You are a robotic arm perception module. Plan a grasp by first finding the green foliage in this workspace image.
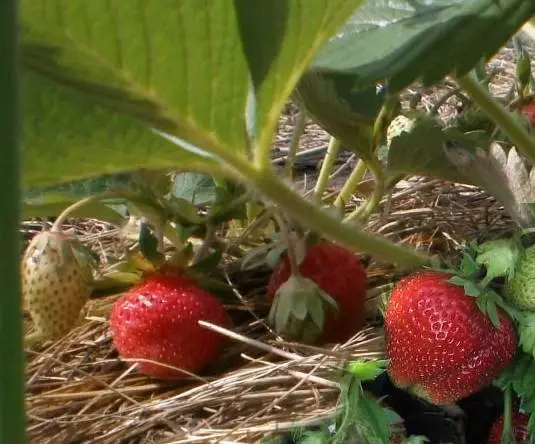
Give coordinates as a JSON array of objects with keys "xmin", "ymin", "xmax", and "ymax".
[
  {"xmin": 386, "ymin": 114, "xmax": 479, "ymax": 183},
  {"xmin": 235, "ymin": 0, "xmax": 366, "ymax": 158},
  {"xmin": 312, "ymin": 0, "xmax": 535, "ymax": 91},
  {"xmin": 333, "ymin": 372, "xmax": 391, "ymax": 444},
  {"xmin": 518, "ymin": 312, "xmax": 535, "ymax": 357},
  {"xmin": 295, "ymin": 72, "xmax": 384, "ymax": 160},
  {"xmin": 476, "ymin": 238, "xmax": 521, "ymax": 281},
  {"xmin": 1, "ymin": 1, "xmax": 26, "ymax": 442},
  {"xmin": 346, "ymin": 359, "xmax": 387, "ymax": 381},
  {"xmin": 495, "ymin": 352, "xmax": 535, "ymax": 437}
]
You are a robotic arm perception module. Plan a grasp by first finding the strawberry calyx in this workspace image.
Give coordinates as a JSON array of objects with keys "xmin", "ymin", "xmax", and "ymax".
[
  {"xmin": 26, "ymin": 230, "xmax": 97, "ymax": 283},
  {"xmin": 267, "ymin": 274, "xmax": 339, "ymax": 344}
]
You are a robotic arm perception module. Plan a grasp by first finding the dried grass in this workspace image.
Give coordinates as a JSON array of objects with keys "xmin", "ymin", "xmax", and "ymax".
[{"xmin": 23, "ymin": 41, "xmax": 531, "ymax": 443}]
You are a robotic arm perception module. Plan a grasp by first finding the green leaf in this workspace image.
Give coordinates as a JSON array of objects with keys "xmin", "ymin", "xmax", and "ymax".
[
  {"xmin": 190, "ymin": 250, "xmax": 223, "ymax": 274},
  {"xmin": 485, "ymin": 298, "xmax": 501, "ymax": 329},
  {"xmin": 476, "ymin": 238, "xmax": 521, "ymax": 281},
  {"xmin": 346, "ymin": 359, "xmax": 387, "ymax": 381},
  {"xmin": 295, "ymin": 71, "xmax": 383, "ymax": 159},
  {"xmin": 22, "ymin": 1, "xmax": 251, "ymax": 162},
  {"xmin": 23, "ymin": 198, "xmax": 125, "ymax": 225},
  {"xmin": 386, "ymin": 115, "xmax": 477, "ymax": 183},
  {"xmin": 356, "ymin": 395, "xmax": 392, "ymax": 443},
  {"xmin": 266, "ymin": 245, "xmax": 289, "ymax": 269},
  {"xmin": 495, "ymin": 351, "xmax": 535, "ymax": 436},
  {"xmin": 448, "ymin": 276, "xmax": 481, "ymax": 297},
  {"xmin": 235, "ymin": 0, "xmax": 366, "ymax": 157},
  {"xmin": 311, "ymin": 0, "xmax": 535, "ymax": 92},
  {"xmin": 459, "ymin": 248, "xmax": 481, "ymax": 277},
  {"xmin": 173, "ymin": 173, "xmax": 217, "ymax": 206},
  {"xmin": 166, "ymin": 197, "xmax": 203, "ymax": 225},
  {"xmin": 519, "ymin": 313, "xmax": 535, "ymax": 358},
  {"xmin": 21, "ymin": 70, "xmax": 219, "ymax": 190}
]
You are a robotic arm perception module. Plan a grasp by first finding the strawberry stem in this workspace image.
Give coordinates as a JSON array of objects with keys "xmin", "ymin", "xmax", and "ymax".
[
  {"xmin": 283, "ymin": 104, "xmax": 306, "ymax": 180},
  {"xmin": 273, "ymin": 212, "xmax": 301, "ymax": 277},
  {"xmin": 334, "ymin": 158, "xmax": 368, "ymax": 210},
  {"xmin": 51, "ymin": 191, "xmax": 133, "ymax": 232},
  {"xmin": 313, "ymin": 136, "xmax": 341, "ymax": 203},
  {"xmin": 502, "ymin": 385, "xmax": 515, "ymax": 443}
]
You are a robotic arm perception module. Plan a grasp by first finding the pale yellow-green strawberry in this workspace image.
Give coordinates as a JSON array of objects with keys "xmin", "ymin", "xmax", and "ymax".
[
  {"xmin": 386, "ymin": 115, "xmax": 416, "ymax": 146},
  {"xmin": 506, "ymin": 245, "xmax": 535, "ymax": 310},
  {"xmin": 22, "ymin": 230, "xmax": 95, "ymax": 346}
]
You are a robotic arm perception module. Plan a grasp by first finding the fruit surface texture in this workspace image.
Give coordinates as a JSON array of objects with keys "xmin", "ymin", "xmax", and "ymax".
[
  {"xmin": 385, "ymin": 271, "xmax": 517, "ymax": 404},
  {"xmin": 506, "ymin": 245, "xmax": 535, "ymax": 310},
  {"xmin": 22, "ymin": 231, "xmax": 92, "ymax": 343},
  {"xmin": 267, "ymin": 241, "xmax": 367, "ymax": 343},
  {"xmin": 110, "ymin": 272, "xmax": 230, "ymax": 378}
]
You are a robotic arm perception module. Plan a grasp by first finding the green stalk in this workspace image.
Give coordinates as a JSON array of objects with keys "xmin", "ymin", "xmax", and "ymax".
[
  {"xmin": 501, "ymin": 386, "xmax": 515, "ymax": 444},
  {"xmin": 457, "ymin": 73, "xmax": 535, "ymax": 164},
  {"xmin": 313, "ymin": 136, "xmax": 341, "ymax": 203},
  {"xmin": 283, "ymin": 107, "xmax": 306, "ymax": 179},
  {"xmin": 0, "ymin": 0, "xmax": 26, "ymax": 442},
  {"xmin": 334, "ymin": 159, "xmax": 368, "ymax": 210},
  {"xmin": 250, "ymin": 168, "xmax": 429, "ymax": 268},
  {"xmin": 343, "ymin": 155, "xmax": 386, "ymax": 223},
  {"xmin": 343, "ymin": 178, "xmax": 385, "ymax": 223}
]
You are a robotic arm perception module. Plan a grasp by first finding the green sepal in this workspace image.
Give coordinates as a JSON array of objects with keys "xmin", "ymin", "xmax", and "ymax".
[
  {"xmin": 346, "ymin": 359, "xmax": 387, "ymax": 381},
  {"xmin": 267, "ymin": 275, "xmax": 338, "ymax": 344},
  {"xmin": 475, "ymin": 238, "xmax": 521, "ymax": 282}
]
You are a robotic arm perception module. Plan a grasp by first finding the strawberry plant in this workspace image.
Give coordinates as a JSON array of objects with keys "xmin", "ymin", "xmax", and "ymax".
[{"xmin": 4, "ymin": 0, "xmax": 535, "ymax": 443}]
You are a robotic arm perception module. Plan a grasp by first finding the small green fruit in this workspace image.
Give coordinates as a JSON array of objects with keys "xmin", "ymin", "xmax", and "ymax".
[{"xmin": 507, "ymin": 245, "xmax": 535, "ymax": 310}]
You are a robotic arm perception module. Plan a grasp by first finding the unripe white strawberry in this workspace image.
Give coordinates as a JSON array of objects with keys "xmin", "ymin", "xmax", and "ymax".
[
  {"xmin": 22, "ymin": 230, "xmax": 95, "ymax": 345},
  {"xmin": 386, "ymin": 115, "xmax": 416, "ymax": 146}
]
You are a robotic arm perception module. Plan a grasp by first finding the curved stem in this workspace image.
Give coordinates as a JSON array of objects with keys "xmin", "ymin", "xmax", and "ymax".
[
  {"xmin": 313, "ymin": 136, "xmax": 341, "ymax": 203},
  {"xmin": 334, "ymin": 158, "xmax": 368, "ymax": 210},
  {"xmin": 51, "ymin": 191, "xmax": 132, "ymax": 231},
  {"xmin": 343, "ymin": 156, "xmax": 386, "ymax": 223},
  {"xmin": 457, "ymin": 73, "xmax": 535, "ymax": 164},
  {"xmin": 344, "ymin": 178, "xmax": 385, "ymax": 223},
  {"xmin": 283, "ymin": 107, "xmax": 307, "ymax": 179},
  {"xmin": 250, "ymin": 168, "xmax": 429, "ymax": 268},
  {"xmin": 273, "ymin": 212, "xmax": 300, "ymax": 275}
]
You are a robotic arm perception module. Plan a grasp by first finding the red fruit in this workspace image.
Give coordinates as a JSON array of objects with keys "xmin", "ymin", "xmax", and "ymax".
[
  {"xmin": 488, "ymin": 412, "xmax": 530, "ymax": 444},
  {"xmin": 267, "ymin": 241, "xmax": 367, "ymax": 343},
  {"xmin": 385, "ymin": 271, "xmax": 517, "ymax": 404},
  {"xmin": 110, "ymin": 272, "xmax": 231, "ymax": 378},
  {"xmin": 521, "ymin": 103, "xmax": 535, "ymax": 129}
]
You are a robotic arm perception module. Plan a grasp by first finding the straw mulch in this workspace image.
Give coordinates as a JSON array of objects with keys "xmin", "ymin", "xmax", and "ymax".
[{"xmin": 23, "ymin": 40, "xmax": 530, "ymax": 444}]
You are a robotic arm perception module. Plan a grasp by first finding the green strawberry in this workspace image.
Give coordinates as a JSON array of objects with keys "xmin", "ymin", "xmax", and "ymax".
[
  {"xmin": 386, "ymin": 115, "xmax": 416, "ymax": 146},
  {"xmin": 22, "ymin": 230, "xmax": 96, "ymax": 346},
  {"xmin": 506, "ymin": 245, "xmax": 535, "ymax": 310}
]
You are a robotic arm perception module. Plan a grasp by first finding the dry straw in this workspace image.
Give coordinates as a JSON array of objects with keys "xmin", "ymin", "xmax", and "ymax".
[{"xmin": 23, "ymin": 42, "xmax": 528, "ymax": 443}]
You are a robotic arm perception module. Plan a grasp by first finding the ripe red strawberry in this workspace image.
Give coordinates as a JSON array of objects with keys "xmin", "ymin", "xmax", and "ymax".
[
  {"xmin": 488, "ymin": 411, "xmax": 529, "ymax": 444},
  {"xmin": 521, "ymin": 102, "xmax": 535, "ymax": 129},
  {"xmin": 110, "ymin": 271, "xmax": 231, "ymax": 378},
  {"xmin": 267, "ymin": 241, "xmax": 367, "ymax": 344},
  {"xmin": 385, "ymin": 271, "xmax": 517, "ymax": 405}
]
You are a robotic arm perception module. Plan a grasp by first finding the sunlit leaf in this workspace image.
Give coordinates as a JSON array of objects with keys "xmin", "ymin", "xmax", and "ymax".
[{"xmin": 312, "ymin": 0, "xmax": 535, "ymax": 91}]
